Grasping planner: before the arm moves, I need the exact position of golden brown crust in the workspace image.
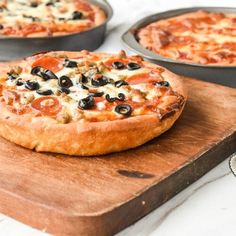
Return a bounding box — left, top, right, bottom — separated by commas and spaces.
138, 10, 236, 66
0, 51, 187, 156
0, 104, 184, 155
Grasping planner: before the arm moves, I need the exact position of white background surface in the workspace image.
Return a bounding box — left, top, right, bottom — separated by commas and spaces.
0, 0, 236, 235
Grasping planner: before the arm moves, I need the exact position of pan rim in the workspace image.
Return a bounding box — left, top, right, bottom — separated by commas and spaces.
122, 6, 236, 69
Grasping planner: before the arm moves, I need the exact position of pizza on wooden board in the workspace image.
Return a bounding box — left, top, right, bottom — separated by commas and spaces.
137, 10, 236, 65
0, 50, 187, 156
0, 0, 106, 37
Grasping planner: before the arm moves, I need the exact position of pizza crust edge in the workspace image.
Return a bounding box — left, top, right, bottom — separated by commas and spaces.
0, 52, 187, 156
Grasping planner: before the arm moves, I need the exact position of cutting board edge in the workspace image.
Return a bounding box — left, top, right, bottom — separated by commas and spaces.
0, 131, 235, 236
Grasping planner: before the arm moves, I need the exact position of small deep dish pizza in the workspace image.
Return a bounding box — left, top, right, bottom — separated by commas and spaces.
0, 0, 106, 37
0, 50, 186, 156
137, 10, 236, 65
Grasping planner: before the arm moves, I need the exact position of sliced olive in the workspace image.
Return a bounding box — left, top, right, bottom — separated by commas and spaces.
80, 84, 89, 90
64, 59, 78, 68
31, 66, 41, 75
16, 79, 24, 86
114, 80, 129, 88
36, 89, 53, 96
105, 94, 116, 102
154, 81, 170, 87
127, 62, 141, 70
0, 24, 4, 30
105, 93, 125, 102
112, 61, 126, 70
42, 70, 57, 80
58, 76, 73, 88
31, 66, 58, 80
58, 17, 65, 21
78, 96, 94, 110
59, 87, 70, 94
72, 11, 83, 20
115, 104, 132, 116
80, 74, 88, 83
46, 1, 54, 6
91, 76, 110, 87
117, 93, 125, 101
88, 92, 104, 97
25, 80, 39, 90
30, 2, 38, 7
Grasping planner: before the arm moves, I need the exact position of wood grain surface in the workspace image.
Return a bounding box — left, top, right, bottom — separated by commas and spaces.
0, 78, 235, 236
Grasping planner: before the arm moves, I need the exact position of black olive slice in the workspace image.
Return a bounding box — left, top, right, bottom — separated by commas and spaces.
31, 66, 58, 80
46, 1, 54, 6
105, 93, 126, 102
64, 59, 78, 68
114, 80, 129, 88
80, 74, 88, 83
154, 81, 170, 87
112, 61, 126, 70
16, 79, 24, 86
31, 66, 41, 75
78, 96, 94, 110
88, 92, 104, 97
115, 104, 132, 116
80, 84, 89, 90
58, 76, 73, 88
40, 70, 57, 80
91, 76, 109, 87
25, 80, 40, 90
127, 62, 141, 70
117, 93, 125, 101
36, 89, 53, 96
105, 94, 116, 102
59, 87, 70, 94
0, 24, 4, 30
30, 2, 38, 7
72, 11, 83, 20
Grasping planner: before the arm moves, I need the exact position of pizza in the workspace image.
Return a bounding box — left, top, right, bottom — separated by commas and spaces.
0, 50, 186, 156
0, 0, 106, 37
137, 10, 236, 65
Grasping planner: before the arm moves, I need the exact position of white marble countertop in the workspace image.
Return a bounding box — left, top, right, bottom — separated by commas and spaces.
0, 0, 235, 235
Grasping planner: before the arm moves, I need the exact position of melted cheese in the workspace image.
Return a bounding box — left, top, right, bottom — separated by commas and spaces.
138, 10, 236, 65
0, 0, 101, 36
1, 52, 183, 123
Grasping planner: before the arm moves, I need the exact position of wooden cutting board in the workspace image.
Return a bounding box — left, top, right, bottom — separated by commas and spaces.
0, 78, 235, 236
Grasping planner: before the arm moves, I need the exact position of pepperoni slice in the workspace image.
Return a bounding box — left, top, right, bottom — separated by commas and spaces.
31, 96, 62, 116
126, 73, 161, 84
31, 56, 62, 73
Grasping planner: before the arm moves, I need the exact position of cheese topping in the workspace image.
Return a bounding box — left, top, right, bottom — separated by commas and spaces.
138, 10, 236, 65
0, 0, 105, 37
0, 51, 185, 123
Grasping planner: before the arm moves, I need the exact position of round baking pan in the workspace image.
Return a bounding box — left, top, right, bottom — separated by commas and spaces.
0, 0, 113, 61
122, 7, 236, 88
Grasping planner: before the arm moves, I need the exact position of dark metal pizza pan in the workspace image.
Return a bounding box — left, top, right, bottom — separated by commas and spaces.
0, 0, 113, 61
122, 7, 236, 88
